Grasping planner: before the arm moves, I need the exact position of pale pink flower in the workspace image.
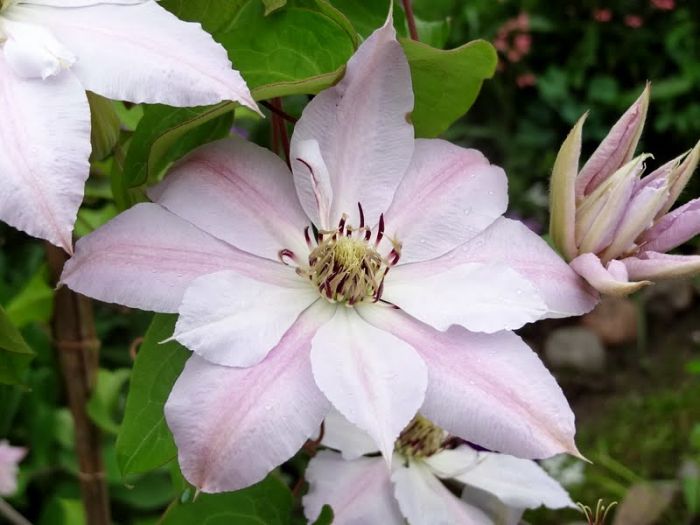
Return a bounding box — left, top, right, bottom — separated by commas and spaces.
624, 14, 644, 28
549, 84, 700, 295
0, 0, 258, 252
304, 412, 574, 525
62, 18, 595, 492
593, 8, 613, 23
0, 440, 26, 496
650, 0, 675, 10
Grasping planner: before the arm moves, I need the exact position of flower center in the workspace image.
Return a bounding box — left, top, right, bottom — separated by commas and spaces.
280, 204, 401, 305
395, 415, 447, 459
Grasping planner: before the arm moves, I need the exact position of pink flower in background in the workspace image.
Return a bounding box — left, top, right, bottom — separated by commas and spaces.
494, 11, 532, 65
516, 73, 537, 89
62, 17, 595, 492
624, 14, 644, 28
0, 440, 26, 496
549, 84, 700, 296
650, 0, 675, 10
593, 8, 613, 23
304, 412, 574, 525
0, 0, 258, 252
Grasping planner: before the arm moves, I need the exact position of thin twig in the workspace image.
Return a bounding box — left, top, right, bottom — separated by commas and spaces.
269, 98, 291, 167
401, 0, 419, 41
261, 100, 298, 123
46, 244, 111, 525
0, 498, 32, 525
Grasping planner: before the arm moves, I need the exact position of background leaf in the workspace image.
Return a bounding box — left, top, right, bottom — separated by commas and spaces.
402, 38, 498, 137
161, 476, 293, 525
116, 314, 189, 476
0, 304, 35, 385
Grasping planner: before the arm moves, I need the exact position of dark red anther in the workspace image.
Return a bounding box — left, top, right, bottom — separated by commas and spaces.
376, 214, 385, 245
278, 249, 297, 265
364, 229, 372, 241
358, 202, 365, 228
388, 249, 400, 266
338, 215, 346, 232
304, 226, 312, 247
373, 279, 385, 302
324, 281, 333, 298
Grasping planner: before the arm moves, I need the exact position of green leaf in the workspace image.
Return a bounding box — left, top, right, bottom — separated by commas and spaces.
116, 314, 189, 476
402, 38, 497, 137
38, 498, 86, 525
87, 92, 121, 161
161, 476, 293, 525
87, 368, 131, 434
5, 264, 53, 329
262, 0, 286, 15
311, 505, 334, 525
163, 0, 358, 100
122, 102, 235, 191
0, 304, 35, 385
330, 0, 406, 38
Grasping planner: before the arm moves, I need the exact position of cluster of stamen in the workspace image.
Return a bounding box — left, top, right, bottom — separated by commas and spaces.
395, 415, 447, 459
280, 204, 401, 305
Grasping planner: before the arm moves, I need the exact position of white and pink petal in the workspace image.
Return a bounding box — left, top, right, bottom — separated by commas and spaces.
165, 301, 333, 493
303, 452, 404, 525
310, 306, 427, 461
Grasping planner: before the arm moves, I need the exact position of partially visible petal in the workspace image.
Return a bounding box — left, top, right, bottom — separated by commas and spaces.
291, 140, 334, 230
362, 307, 580, 459
383, 261, 547, 333
303, 452, 403, 525
310, 306, 428, 461
61, 203, 290, 312
661, 140, 700, 217
290, 17, 414, 227
2, 18, 75, 79
576, 84, 649, 197
392, 461, 492, 525
424, 446, 478, 479
550, 113, 585, 261
12, 1, 258, 110
600, 177, 670, 261
165, 301, 333, 493
0, 55, 89, 251
173, 270, 319, 367
385, 139, 507, 264
321, 408, 379, 460
640, 198, 700, 253
392, 217, 598, 320
455, 452, 575, 510
0, 441, 27, 497
570, 253, 649, 296
623, 251, 700, 281
149, 137, 309, 261
576, 155, 649, 255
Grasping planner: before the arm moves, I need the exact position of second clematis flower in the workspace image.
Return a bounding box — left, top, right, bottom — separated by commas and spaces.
61, 18, 596, 492
0, 440, 26, 496
549, 85, 700, 295
304, 411, 574, 524
0, 0, 258, 252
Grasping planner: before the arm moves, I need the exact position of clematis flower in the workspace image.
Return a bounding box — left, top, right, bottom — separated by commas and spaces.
304, 411, 574, 525
549, 85, 700, 295
0, 0, 258, 252
61, 17, 595, 492
0, 440, 26, 496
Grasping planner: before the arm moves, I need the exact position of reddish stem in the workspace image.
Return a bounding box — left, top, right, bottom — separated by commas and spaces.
402, 0, 419, 41
46, 244, 111, 525
270, 97, 291, 167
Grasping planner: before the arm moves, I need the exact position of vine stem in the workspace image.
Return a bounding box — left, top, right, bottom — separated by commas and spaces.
269, 97, 291, 167
401, 0, 419, 41
0, 498, 32, 525
46, 244, 111, 525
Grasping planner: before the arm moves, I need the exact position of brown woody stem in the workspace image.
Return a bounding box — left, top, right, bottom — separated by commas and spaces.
46, 244, 111, 525
401, 0, 419, 41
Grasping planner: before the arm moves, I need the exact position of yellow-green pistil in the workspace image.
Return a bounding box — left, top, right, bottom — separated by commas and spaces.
283, 205, 401, 305
395, 415, 447, 459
